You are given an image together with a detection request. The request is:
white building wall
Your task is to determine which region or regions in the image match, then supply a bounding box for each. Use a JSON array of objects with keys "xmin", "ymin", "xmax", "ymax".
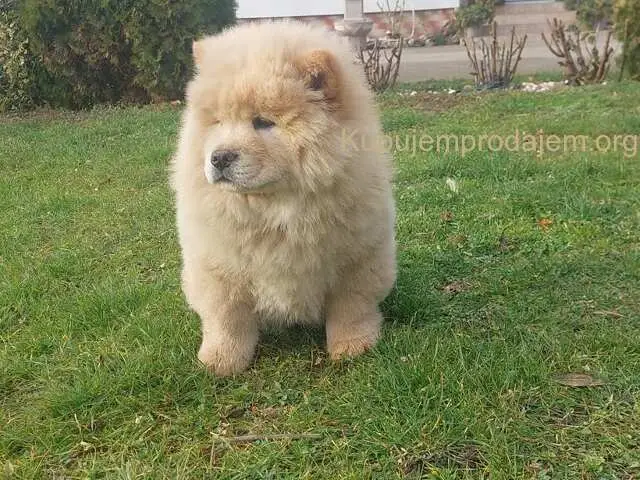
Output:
[{"xmin": 237, "ymin": 0, "xmax": 459, "ymax": 19}]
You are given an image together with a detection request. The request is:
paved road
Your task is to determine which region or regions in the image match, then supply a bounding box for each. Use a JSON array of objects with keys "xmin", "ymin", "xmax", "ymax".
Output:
[{"xmin": 398, "ymin": 37, "xmax": 621, "ymax": 82}]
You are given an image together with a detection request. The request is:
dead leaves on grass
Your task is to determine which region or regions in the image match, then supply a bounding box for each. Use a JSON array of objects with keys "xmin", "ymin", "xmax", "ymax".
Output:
[
  {"xmin": 442, "ymin": 280, "xmax": 472, "ymax": 295},
  {"xmin": 498, "ymin": 234, "xmax": 512, "ymax": 252},
  {"xmin": 388, "ymin": 90, "xmax": 478, "ymax": 113},
  {"xmin": 213, "ymin": 433, "xmax": 322, "ymax": 444},
  {"xmin": 397, "ymin": 443, "xmax": 485, "ymax": 475},
  {"xmin": 447, "ymin": 234, "xmax": 468, "ymax": 247},
  {"xmin": 537, "ymin": 218, "xmax": 554, "ymax": 232},
  {"xmin": 440, "ymin": 210, "xmax": 454, "ymax": 222}
]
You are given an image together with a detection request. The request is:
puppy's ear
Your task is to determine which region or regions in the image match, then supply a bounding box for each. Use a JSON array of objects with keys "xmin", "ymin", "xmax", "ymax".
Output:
[
  {"xmin": 192, "ymin": 40, "xmax": 203, "ymax": 68},
  {"xmin": 295, "ymin": 50, "xmax": 341, "ymax": 103}
]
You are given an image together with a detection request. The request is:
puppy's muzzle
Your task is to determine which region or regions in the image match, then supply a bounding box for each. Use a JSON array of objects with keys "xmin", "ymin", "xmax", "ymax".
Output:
[{"xmin": 211, "ymin": 150, "xmax": 239, "ymax": 171}]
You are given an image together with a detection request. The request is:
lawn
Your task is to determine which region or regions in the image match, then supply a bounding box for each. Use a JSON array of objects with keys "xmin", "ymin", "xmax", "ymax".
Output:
[{"xmin": 1, "ymin": 82, "xmax": 639, "ymax": 479}]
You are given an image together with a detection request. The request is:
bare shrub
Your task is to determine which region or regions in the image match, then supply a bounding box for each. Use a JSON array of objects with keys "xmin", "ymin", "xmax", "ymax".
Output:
[
  {"xmin": 542, "ymin": 18, "xmax": 614, "ymax": 85},
  {"xmin": 462, "ymin": 22, "xmax": 527, "ymax": 88},
  {"xmin": 357, "ymin": 0, "xmax": 405, "ymax": 92},
  {"xmin": 358, "ymin": 38, "xmax": 403, "ymax": 92}
]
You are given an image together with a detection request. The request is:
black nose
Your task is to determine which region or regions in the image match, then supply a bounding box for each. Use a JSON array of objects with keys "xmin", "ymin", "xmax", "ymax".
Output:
[{"xmin": 211, "ymin": 150, "xmax": 239, "ymax": 170}]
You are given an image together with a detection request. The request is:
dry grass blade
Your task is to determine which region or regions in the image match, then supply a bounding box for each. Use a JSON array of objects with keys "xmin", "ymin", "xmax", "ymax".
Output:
[
  {"xmin": 553, "ymin": 373, "xmax": 607, "ymax": 387},
  {"xmin": 214, "ymin": 433, "xmax": 323, "ymax": 444},
  {"xmin": 593, "ymin": 309, "xmax": 624, "ymax": 318}
]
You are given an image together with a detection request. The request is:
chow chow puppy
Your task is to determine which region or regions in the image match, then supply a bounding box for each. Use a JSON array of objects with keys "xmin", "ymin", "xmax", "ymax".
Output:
[{"xmin": 171, "ymin": 21, "xmax": 396, "ymax": 376}]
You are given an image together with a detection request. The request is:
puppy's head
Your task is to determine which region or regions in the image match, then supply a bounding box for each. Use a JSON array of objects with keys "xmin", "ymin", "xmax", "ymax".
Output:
[{"xmin": 186, "ymin": 23, "xmax": 358, "ymax": 194}]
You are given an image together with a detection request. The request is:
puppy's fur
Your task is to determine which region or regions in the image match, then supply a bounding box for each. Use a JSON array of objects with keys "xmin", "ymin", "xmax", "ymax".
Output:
[{"xmin": 171, "ymin": 22, "xmax": 396, "ymax": 376}]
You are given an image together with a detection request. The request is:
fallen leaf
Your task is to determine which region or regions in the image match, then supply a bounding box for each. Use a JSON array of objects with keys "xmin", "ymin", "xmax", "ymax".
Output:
[
  {"xmin": 259, "ymin": 407, "xmax": 280, "ymax": 418},
  {"xmin": 537, "ymin": 218, "xmax": 553, "ymax": 231},
  {"xmin": 498, "ymin": 234, "xmax": 511, "ymax": 252},
  {"xmin": 312, "ymin": 350, "xmax": 326, "ymax": 368},
  {"xmin": 223, "ymin": 405, "xmax": 245, "ymax": 419},
  {"xmin": 78, "ymin": 441, "xmax": 93, "ymax": 452},
  {"xmin": 447, "ymin": 234, "xmax": 467, "ymax": 246},
  {"xmin": 553, "ymin": 373, "xmax": 607, "ymax": 387},
  {"xmin": 440, "ymin": 211, "xmax": 454, "ymax": 222}
]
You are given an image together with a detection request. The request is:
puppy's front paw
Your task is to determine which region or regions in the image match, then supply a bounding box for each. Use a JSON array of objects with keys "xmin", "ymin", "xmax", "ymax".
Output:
[
  {"xmin": 327, "ymin": 327, "xmax": 380, "ymax": 360},
  {"xmin": 197, "ymin": 340, "xmax": 256, "ymax": 377}
]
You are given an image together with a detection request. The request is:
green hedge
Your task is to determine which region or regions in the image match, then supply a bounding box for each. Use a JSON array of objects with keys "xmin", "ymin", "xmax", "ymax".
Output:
[
  {"xmin": 563, "ymin": 0, "xmax": 614, "ymax": 28},
  {"xmin": 3, "ymin": 0, "xmax": 236, "ymax": 110},
  {"xmin": 0, "ymin": 10, "xmax": 41, "ymax": 111},
  {"xmin": 616, "ymin": 0, "xmax": 640, "ymax": 80}
]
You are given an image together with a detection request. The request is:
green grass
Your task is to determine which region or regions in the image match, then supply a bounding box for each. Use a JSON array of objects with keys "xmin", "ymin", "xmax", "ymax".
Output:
[{"xmin": 1, "ymin": 83, "xmax": 639, "ymax": 479}]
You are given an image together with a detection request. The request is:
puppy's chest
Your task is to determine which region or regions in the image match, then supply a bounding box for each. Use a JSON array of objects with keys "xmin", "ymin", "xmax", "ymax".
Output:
[{"xmin": 243, "ymin": 227, "xmax": 340, "ymax": 324}]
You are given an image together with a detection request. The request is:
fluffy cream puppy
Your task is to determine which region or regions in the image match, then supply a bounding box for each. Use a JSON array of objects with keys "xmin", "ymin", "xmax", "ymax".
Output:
[{"xmin": 171, "ymin": 21, "xmax": 396, "ymax": 376}]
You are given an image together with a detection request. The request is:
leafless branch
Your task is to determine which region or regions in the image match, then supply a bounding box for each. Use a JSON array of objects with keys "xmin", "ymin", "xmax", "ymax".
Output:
[{"xmin": 377, "ymin": 0, "xmax": 406, "ymax": 36}]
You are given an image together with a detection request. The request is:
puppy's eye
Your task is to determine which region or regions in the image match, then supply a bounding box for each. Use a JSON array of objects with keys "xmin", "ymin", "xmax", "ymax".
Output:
[{"xmin": 252, "ymin": 116, "xmax": 275, "ymax": 130}]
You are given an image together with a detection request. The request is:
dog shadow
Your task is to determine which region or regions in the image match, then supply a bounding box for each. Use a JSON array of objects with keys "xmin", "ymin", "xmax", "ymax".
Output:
[{"xmin": 258, "ymin": 325, "xmax": 325, "ymax": 355}]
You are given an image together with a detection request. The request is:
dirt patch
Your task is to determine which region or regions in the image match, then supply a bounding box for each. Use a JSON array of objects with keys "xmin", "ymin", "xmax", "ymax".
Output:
[
  {"xmin": 380, "ymin": 90, "xmax": 482, "ymax": 113},
  {"xmin": 416, "ymin": 92, "xmax": 481, "ymax": 113}
]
